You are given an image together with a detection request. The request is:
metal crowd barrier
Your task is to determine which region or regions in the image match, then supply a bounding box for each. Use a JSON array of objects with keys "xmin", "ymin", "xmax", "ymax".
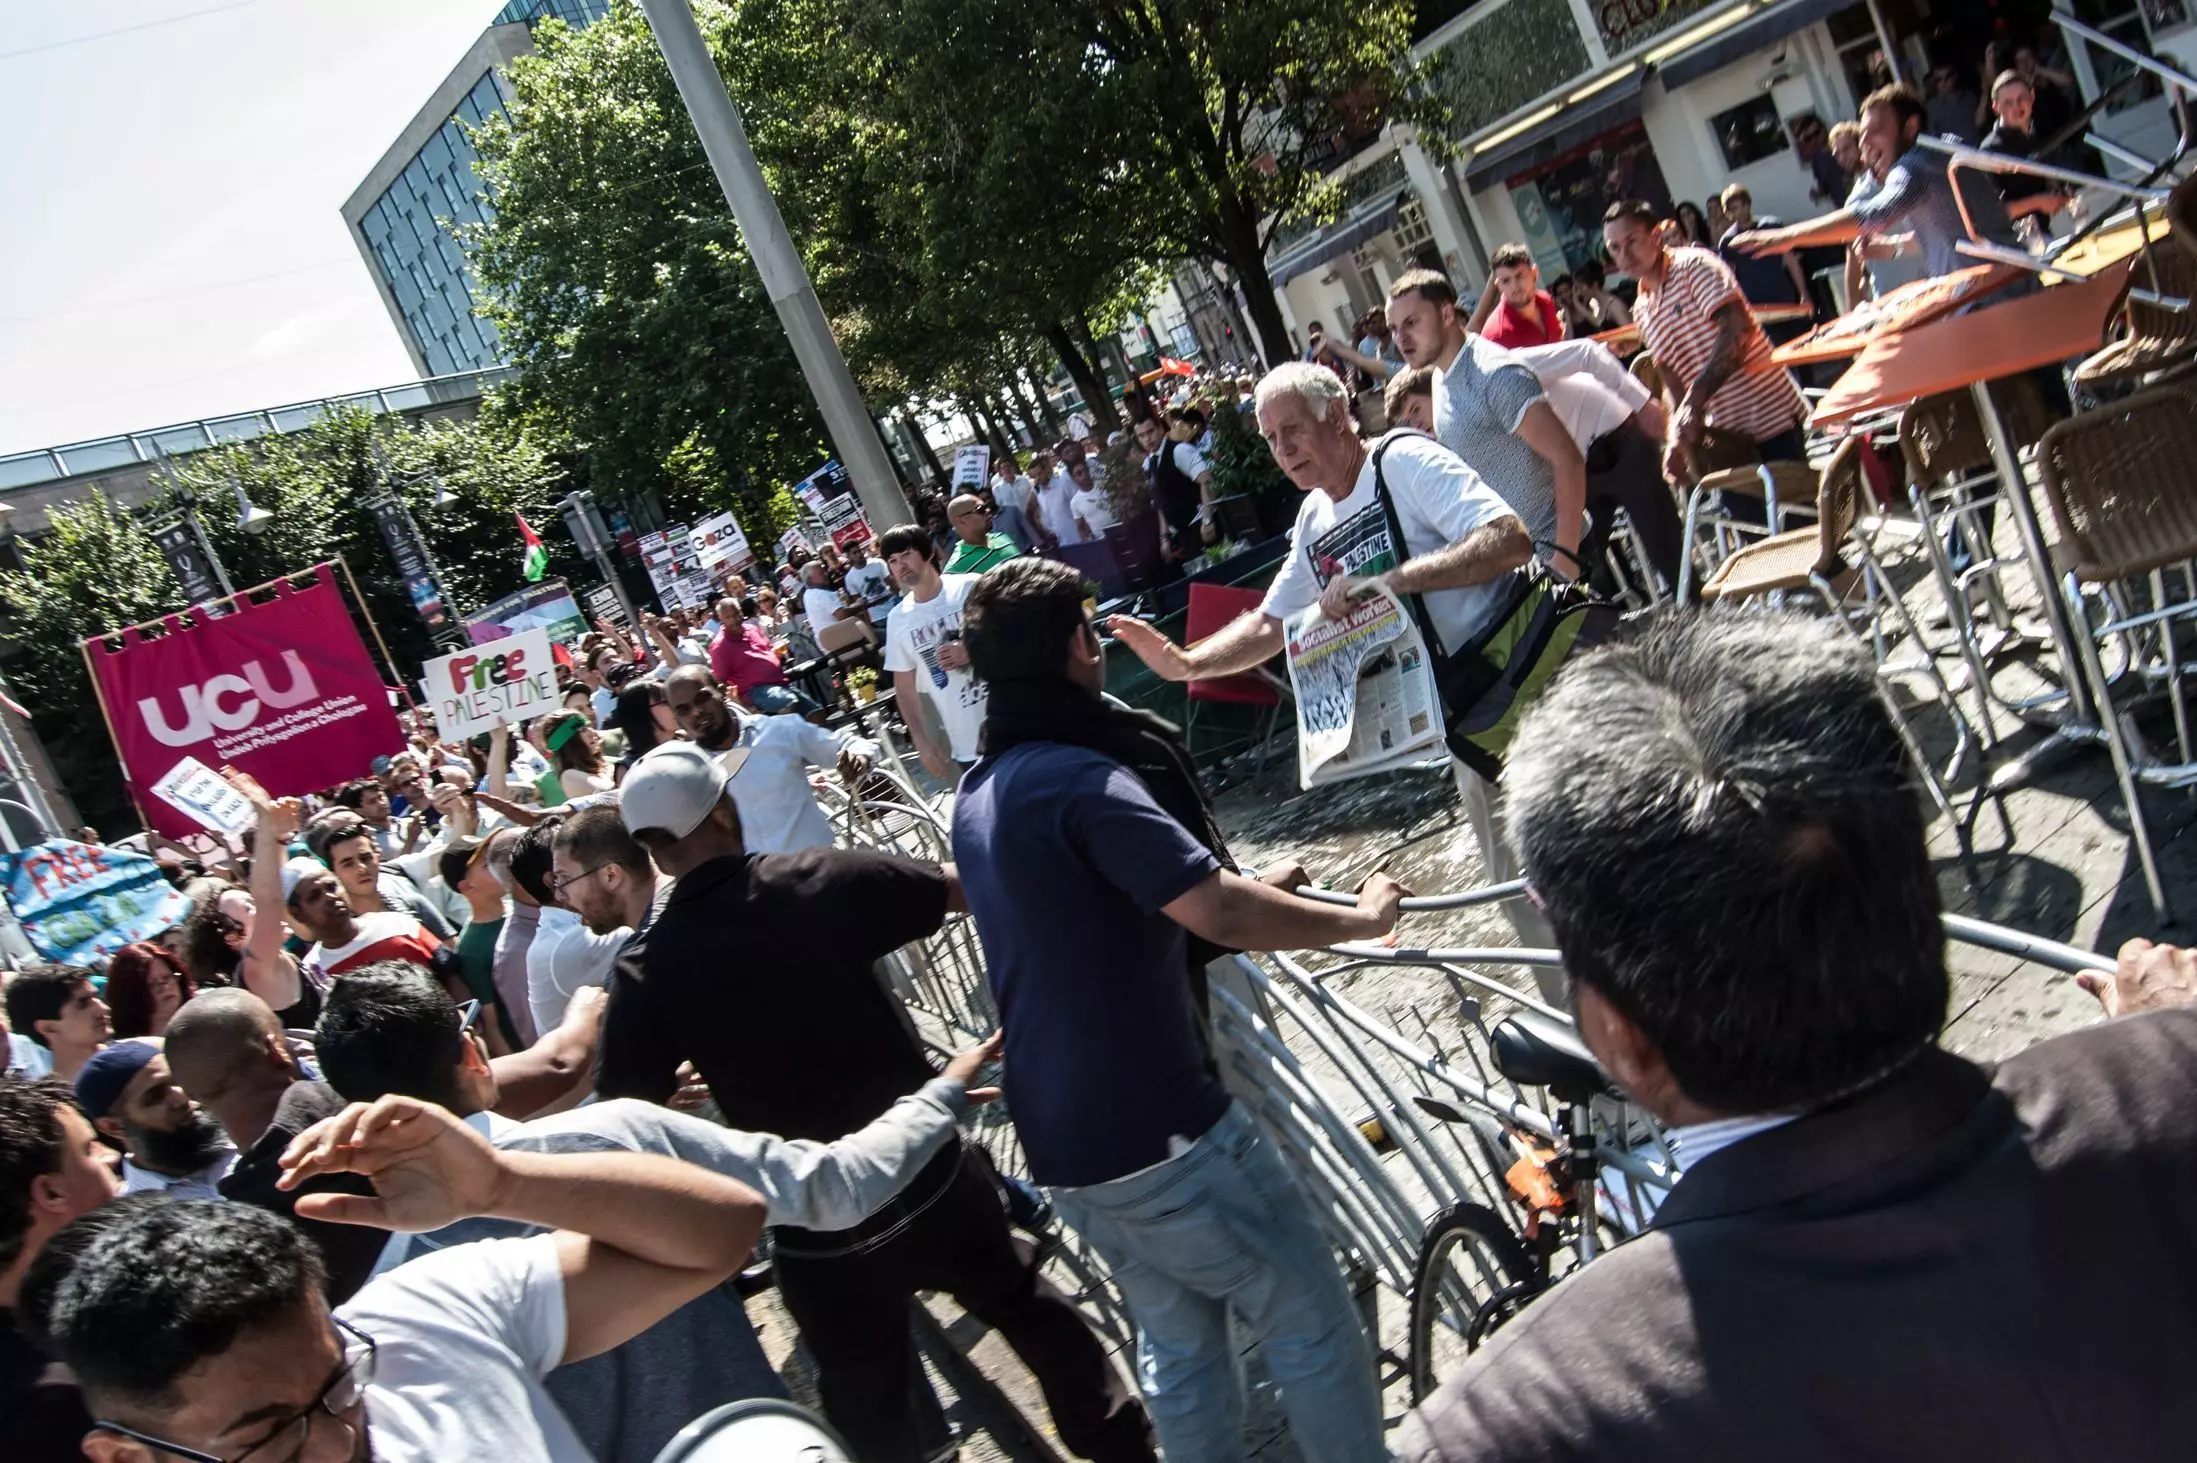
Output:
[{"xmin": 812, "ymin": 767, "xmax": 2121, "ymax": 1382}]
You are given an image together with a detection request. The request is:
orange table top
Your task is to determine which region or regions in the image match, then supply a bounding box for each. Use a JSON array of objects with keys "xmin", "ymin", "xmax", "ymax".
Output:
[
  {"xmin": 1809, "ymin": 262, "xmax": 2132, "ymax": 428},
  {"xmin": 1771, "ymin": 265, "xmax": 2027, "ymax": 367}
]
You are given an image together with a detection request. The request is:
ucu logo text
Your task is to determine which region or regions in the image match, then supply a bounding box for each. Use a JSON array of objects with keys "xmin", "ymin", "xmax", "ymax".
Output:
[{"xmin": 138, "ymin": 653, "xmax": 320, "ymax": 747}]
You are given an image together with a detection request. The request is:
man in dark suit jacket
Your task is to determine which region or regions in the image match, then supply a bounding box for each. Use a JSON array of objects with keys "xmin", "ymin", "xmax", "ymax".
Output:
[{"xmin": 1399, "ymin": 609, "xmax": 2197, "ymax": 1462}]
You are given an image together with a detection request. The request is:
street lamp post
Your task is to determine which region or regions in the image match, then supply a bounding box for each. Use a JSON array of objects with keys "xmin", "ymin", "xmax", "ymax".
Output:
[{"xmin": 633, "ymin": 0, "xmax": 911, "ymax": 532}]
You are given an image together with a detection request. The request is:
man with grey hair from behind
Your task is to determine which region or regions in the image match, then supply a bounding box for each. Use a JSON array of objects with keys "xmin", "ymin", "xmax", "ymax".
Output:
[
  {"xmin": 1399, "ymin": 608, "xmax": 2197, "ymax": 1460},
  {"xmin": 1110, "ymin": 361, "xmax": 1552, "ymax": 967}
]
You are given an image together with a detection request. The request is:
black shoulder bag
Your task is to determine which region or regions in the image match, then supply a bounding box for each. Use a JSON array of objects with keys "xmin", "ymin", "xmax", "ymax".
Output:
[{"xmin": 1367, "ymin": 432, "xmax": 1617, "ymax": 783}]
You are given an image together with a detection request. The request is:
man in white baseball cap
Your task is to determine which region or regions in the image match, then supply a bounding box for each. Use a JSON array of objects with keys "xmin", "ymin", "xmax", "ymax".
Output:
[{"xmin": 594, "ymin": 742, "xmax": 1153, "ymax": 1461}]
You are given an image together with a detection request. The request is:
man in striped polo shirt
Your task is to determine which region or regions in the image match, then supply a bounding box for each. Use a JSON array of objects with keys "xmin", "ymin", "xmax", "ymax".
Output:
[{"xmin": 1604, "ymin": 198, "xmax": 1810, "ymax": 523}]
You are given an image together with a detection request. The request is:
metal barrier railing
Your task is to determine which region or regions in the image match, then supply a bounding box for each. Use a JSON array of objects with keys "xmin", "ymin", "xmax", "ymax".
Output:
[{"xmin": 813, "ymin": 765, "xmax": 2120, "ymax": 1384}]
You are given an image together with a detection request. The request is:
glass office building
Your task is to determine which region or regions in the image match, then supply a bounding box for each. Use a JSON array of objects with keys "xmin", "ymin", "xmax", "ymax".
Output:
[{"xmin": 351, "ymin": 0, "xmax": 610, "ymax": 376}]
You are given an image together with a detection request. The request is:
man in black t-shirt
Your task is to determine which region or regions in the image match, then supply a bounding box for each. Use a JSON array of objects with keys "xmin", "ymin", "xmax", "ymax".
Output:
[
  {"xmin": 595, "ymin": 744, "xmax": 1154, "ymax": 1463},
  {"xmin": 1982, "ymin": 71, "xmax": 2073, "ymax": 228}
]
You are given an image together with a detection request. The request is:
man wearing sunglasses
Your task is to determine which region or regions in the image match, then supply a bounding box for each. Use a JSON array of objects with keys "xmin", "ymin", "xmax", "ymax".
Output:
[
  {"xmin": 943, "ymin": 494, "xmax": 1021, "ymax": 575},
  {"xmin": 46, "ymin": 1092, "xmax": 768, "ymax": 1463}
]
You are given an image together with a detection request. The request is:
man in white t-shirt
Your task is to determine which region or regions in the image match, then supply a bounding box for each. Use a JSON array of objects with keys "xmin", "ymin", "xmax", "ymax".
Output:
[
  {"xmin": 1110, "ymin": 362, "xmax": 1557, "ymax": 971},
  {"xmin": 878, "ymin": 524, "xmax": 989, "ymax": 781},
  {"xmin": 991, "ymin": 456, "xmax": 1038, "ymax": 552},
  {"xmin": 799, "ymin": 560, "xmax": 855, "ymax": 631},
  {"xmin": 505, "ymin": 819, "xmax": 627, "ymax": 1037},
  {"xmin": 840, "ymin": 540, "xmax": 897, "ymax": 628},
  {"xmin": 1033, "ymin": 459, "xmax": 1087, "ymax": 546},
  {"xmin": 44, "ymin": 1094, "xmax": 766, "ymax": 1463},
  {"xmin": 1063, "ymin": 456, "xmax": 1119, "ymax": 541}
]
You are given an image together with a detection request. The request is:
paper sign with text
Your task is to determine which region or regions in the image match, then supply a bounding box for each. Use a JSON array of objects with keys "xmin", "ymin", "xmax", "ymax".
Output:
[
  {"xmin": 150, "ymin": 756, "xmax": 255, "ymax": 835},
  {"xmin": 420, "ymin": 628, "xmax": 560, "ymax": 740},
  {"xmin": 952, "ymin": 444, "xmax": 991, "ymax": 489}
]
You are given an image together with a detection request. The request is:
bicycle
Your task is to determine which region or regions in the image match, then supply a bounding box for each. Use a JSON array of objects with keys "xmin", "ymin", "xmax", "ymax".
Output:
[{"xmin": 1406, "ymin": 1006, "xmax": 1632, "ymax": 1401}]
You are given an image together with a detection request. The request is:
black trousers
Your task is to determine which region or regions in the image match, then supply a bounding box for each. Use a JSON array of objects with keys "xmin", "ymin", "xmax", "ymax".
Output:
[
  {"xmin": 1583, "ymin": 416, "xmax": 1684, "ymax": 592},
  {"xmin": 773, "ymin": 1143, "xmax": 1155, "ymax": 1463}
]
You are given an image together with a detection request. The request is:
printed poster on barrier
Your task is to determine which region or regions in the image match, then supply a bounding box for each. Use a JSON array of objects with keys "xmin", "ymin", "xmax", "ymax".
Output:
[
  {"xmin": 952, "ymin": 444, "xmax": 990, "ymax": 490},
  {"xmin": 150, "ymin": 755, "xmax": 256, "ymax": 836},
  {"xmin": 419, "ymin": 628, "xmax": 560, "ymax": 740},
  {"xmin": 466, "ymin": 579, "xmax": 589, "ymax": 648},
  {"xmin": 83, "ymin": 564, "xmax": 406, "ymax": 838},
  {"xmin": 1284, "ymin": 583, "xmax": 1442, "ymax": 788},
  {"xmin": 1, "ymin": 839, "xmax": 197, "ymax": 966}
]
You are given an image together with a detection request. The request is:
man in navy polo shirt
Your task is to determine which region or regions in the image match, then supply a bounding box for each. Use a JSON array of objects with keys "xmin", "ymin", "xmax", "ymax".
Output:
[{"xmin": 952, "ymin": 556, "xmax": 1406, "ymax": 1463}]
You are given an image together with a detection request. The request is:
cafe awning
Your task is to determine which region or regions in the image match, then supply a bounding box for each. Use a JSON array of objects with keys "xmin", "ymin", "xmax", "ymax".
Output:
[
  {"xmin": 1463, "ymin": 72, "xmax": 1647, "ymax": 192},
  {"xmin": 1654, "ymin": 0, "xmax": 1855, "ymax": 88},
  {"xmin": 1268, "ymin": 194, "xmax": 1406, "ymax": 287}
]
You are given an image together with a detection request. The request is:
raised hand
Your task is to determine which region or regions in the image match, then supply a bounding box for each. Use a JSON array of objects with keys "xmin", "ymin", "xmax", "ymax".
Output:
[{"xmin": 277, "ymin": 1094, "xmax": 508, "ymax": 1233}]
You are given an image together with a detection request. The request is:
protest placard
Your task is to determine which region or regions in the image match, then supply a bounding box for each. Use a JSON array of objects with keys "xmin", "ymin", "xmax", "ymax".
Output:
[
  {"xmin": 952, "ymin": 444, "xmax": 991, "ymax": 490},
  {"xmin": 419, "ymin": 628, "xmax": 561, "ymax": 741},
  {"xmin": 0, "ymin": 840, "xmax": 194, "ymax": 966},
  {"xmin": 1284, "ymin": 584, "xmax": 1442, "ymax": 787},
  {"xmin": 150, "ymin": 755, "xmax": 256, "ymax": 836},
  {"xmin": 466, "ymin": 580, "xmax": 589, "ymax": 647}
]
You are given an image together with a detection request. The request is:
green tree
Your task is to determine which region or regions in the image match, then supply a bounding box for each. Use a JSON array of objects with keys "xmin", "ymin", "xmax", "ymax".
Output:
[
  {"xmin": 1017, "ymin": 0, "xmax": 1443, "ymax": 366},
  {"xmin": 468, "ymin": 7, "xmax": 870, "ymax": 537}
]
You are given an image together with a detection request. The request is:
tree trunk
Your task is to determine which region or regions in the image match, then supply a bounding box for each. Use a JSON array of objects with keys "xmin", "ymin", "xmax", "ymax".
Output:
[
  {"xmin": 901, "ymin": 408, "xmax": 947, "ymax": 489},
  {"xmin": 979, "ymin": 391, "xmax": 1014, "ymax": 459},
  {"xmin": 1018, "ymin": 366, "xmax": 1063, "ymax": 437},
  {"xmin": 1212, "ymin": 199, "xmax": 1296, "ymax": 369},
  {"xmin": 1044, "ymin": 322, "xmax": 1120, "ymax": 433}
]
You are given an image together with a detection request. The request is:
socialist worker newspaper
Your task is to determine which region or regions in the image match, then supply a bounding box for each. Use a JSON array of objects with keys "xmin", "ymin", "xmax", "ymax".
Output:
[{"xmin": 1284, "ymin": 581, "xmax": 1443, "ymax": 788}]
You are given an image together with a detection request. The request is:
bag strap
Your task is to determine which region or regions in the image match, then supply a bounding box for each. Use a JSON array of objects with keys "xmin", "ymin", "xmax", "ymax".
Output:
[{"xmin": 1367, "ymin": 431, "xmax": 1450, "ymax": 657}]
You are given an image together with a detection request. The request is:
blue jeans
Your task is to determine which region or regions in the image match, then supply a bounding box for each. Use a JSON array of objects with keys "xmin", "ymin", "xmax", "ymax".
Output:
[
  {"xmin": 747, "ymin": 681, "xmax": 819, "ymax": 716},
  {"xmin": 1051, "ymin": 1101, "xmax": 1384, "ymax": 1463}
]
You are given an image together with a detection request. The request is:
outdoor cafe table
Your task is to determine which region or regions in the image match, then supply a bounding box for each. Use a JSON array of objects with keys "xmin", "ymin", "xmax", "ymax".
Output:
[{"xmin": 1802, "ymin": 260, "xmax": 2135, "ymax": 784}]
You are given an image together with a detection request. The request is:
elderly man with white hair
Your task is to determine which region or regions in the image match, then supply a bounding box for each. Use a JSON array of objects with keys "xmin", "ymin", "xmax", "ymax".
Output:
[{"xmin": 1110, "ymin": 361, "xmax": 1555, "ymax": 959}]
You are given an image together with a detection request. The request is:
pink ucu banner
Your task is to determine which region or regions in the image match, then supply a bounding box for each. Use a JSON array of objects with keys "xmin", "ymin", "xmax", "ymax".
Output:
[{"xmin": 84, "ymin": 564, "xmax": 405, "ymax": 837}]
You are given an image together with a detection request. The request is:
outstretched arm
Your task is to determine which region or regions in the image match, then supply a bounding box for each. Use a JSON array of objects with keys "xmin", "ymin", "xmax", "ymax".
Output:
[
  {"xmin": 223, "ymin": 769, "xmax": 305, "ymax": 1013},
  {"xmin": 1109, "ymin": 610, "xmax": 1285, "ymax": 682}
]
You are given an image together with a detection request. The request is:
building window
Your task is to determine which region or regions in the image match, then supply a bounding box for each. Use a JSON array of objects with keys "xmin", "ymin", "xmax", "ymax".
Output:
[
  {"xmin": 1394, "ymin": 196, "xmax": 1435, "ymax": 254},
  {"xmin": 1709, "ymin": 96, "xmax": 1792, "ymax": 171}
]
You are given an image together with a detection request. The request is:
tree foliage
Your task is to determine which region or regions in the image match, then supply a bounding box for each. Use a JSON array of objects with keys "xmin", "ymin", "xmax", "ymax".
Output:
[
  {"xmin": 464, "ymin": 0, "xmax": 1442, "ymax": 492},
  {"xmin": 0, "ymin": 409, "xmax": 568, "ymax": 833}
]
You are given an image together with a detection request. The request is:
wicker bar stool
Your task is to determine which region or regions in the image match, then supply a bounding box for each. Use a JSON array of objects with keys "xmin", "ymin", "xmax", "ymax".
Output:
[
  {"xmin": 1699, "ymin": 437, "xmax": 1994, "ymax": 840},
  {"xmin": 2036, "ymin": 384, "xmax": 2197, "ymax": 918}
]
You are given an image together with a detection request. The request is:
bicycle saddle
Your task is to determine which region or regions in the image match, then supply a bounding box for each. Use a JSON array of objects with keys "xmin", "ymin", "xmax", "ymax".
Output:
[{"xmin": 1490, "ymin": 1010, "xmax": 1616, "ymax": 1102}]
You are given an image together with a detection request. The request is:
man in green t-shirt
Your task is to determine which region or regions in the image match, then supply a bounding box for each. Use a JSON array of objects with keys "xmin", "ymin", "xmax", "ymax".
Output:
[
  {"xmin": 944, "ymin": 494, "xmax": 1021, "ymax": 575},
  {"xmin": 438, "ymin": 837, "xmax": 515, "ymax": 1052}
]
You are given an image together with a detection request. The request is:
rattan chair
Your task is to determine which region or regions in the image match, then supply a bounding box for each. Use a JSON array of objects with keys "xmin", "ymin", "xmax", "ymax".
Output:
[
  {"xmin": 1698, "ymin": 437, "xmax": 1994, "ymax": 838},
  {"xmin": 2036, "ymin": 384, "xmax": 2197, "ymax": 918},
  {"xmin": 2073, "ymin": 241, "xmax": 2197, "ymax": 388}
]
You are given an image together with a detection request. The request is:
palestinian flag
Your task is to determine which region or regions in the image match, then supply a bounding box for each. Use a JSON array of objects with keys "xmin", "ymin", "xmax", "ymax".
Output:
[{"xmin": 517, "ymin": 513, "xmax": 548, "ymax": 583}]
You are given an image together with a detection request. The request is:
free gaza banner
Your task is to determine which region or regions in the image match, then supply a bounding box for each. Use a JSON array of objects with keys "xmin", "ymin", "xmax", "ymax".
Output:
[
  {"xmin": 83, "ymin": 564, "xmax": 405, "ymax": 839},
  {"xmin": 419, "ymin": 628, "xmax": 559, "ymax": 741}
]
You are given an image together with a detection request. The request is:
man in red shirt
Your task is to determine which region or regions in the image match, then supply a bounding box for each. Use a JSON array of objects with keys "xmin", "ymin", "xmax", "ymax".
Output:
[
  {"xmin": 1471, "ymin": 243, "xmax": 1567, "ymax": 349},
  {"xmin": 706, "ymin": 594, "xmax": 817, "ymax": 716}
]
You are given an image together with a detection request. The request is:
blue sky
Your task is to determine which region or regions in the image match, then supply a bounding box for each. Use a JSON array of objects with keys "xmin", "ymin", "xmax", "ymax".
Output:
[{"xmin": 0, "ymin": 1, "xmax": 510, "ymax": 456}]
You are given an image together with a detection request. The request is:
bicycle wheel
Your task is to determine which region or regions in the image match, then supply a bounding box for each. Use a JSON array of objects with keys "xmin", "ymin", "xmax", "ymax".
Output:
[{"xmin": 1408, "ymin": 1202, "xmax": 1541, "ymax": 1402}]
